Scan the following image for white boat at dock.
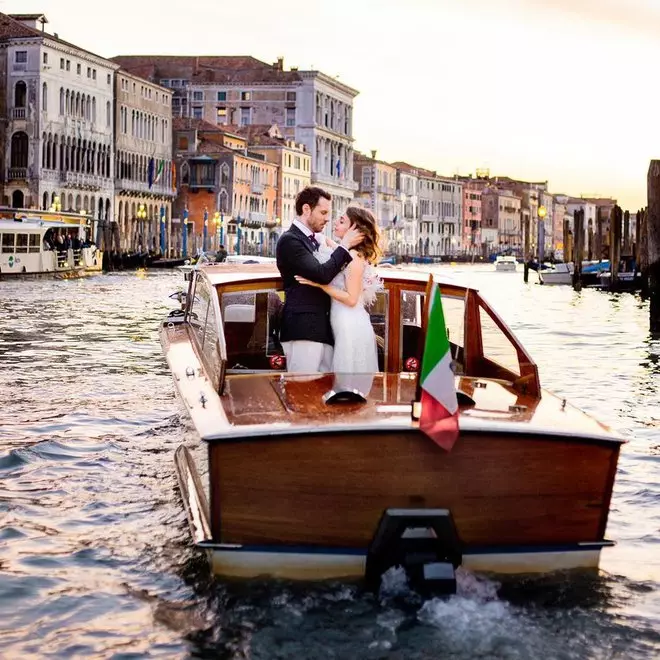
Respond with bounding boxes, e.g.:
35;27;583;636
0;208;102;280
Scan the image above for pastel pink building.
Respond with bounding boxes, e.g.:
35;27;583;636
461;180;482;254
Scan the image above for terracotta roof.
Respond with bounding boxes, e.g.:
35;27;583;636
0;12;119;68
390;161;438;179
110;55;302;84
223;124;287;147
172;117;224;133
0;11;41;38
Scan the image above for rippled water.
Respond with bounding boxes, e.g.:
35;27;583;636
0;266;658;659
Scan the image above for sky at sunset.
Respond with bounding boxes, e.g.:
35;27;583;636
4;0;660;210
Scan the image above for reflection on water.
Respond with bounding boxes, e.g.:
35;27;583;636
0;266;659;658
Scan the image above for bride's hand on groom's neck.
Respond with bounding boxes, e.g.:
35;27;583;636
340;223;364;250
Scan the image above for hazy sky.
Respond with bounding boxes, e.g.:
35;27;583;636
4;0;660;210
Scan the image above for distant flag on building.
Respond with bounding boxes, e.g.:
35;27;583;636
417;280;459;451
392;215;398;226
336;158;341;177
153;160;164;185
171;162;177;191
147;157;155;189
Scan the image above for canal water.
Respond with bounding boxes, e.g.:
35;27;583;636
0;265;658;658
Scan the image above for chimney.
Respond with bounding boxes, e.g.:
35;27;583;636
370;150;377;160
193;56;200;75
274;56;284;71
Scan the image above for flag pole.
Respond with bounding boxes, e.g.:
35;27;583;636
412;274;435;418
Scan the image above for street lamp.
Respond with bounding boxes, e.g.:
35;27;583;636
537;205;547;262
214;210;222;249
136;203;147;252
50;195;62;213
203;207;209;252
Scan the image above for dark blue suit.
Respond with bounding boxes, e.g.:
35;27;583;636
276;224;352;346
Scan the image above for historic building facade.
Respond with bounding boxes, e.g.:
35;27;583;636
112;56;359;222
173;119;279;255
114;69;174;253
236;124;311;232
1;13;117;230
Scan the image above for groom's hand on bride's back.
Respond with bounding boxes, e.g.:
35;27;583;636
340;223;363;251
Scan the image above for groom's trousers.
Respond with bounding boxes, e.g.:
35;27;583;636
282;340;333;373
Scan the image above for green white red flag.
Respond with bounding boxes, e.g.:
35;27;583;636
418;281;459;451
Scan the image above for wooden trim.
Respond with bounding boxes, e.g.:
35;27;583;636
209;443;223;540
464;289;483;376
414;275;434;401
598;444;621;538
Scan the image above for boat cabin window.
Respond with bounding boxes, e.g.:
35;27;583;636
221;287;389;372
2;234;14;253
28;234;40;253
188;276;223;390
479;305;521;377
370;290;388;372
400;290;424;372
441;293;466;375
222;289;284;371
15;233;28;254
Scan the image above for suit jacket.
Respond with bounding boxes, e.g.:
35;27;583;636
276;224;352;345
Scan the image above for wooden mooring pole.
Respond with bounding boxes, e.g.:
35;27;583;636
647;161;660;332
523;212;530;283
609;205;622;288
572;209;584;291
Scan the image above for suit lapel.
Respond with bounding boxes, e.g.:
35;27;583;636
288;224;315;256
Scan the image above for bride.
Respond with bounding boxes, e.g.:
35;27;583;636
295;206;383;374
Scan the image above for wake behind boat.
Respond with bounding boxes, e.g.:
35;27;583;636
160;263;623;590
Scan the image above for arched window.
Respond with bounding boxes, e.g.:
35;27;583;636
14;81;27;107
92;97;96;123
10;132;29;168
59;87;64;115
42;82;48;111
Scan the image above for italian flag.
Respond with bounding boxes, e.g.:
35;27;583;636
418;282;460;451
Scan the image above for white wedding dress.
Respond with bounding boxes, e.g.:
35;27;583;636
315;241;382;375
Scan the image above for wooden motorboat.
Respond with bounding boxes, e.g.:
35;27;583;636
160;263;623;588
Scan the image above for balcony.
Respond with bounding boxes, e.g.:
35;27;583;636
11;108;26;120
116;178;176;197
8;167;27;180
60;171;110;191
378;185;396;196
247;212;267;226
251;181;264;194
312;170;359;192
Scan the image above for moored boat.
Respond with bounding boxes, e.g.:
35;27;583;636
0;208;102;279
494;255;518;272
160;263;623;588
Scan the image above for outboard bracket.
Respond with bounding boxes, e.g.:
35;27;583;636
365;508;462;595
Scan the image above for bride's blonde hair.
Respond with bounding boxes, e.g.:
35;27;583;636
345;206;383;265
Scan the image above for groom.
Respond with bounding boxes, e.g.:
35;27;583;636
276;186;362;372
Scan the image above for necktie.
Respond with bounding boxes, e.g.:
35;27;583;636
308;234;320;250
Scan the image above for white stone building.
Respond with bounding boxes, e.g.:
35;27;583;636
114;70;174;253
295;70;358;218
393;164;419;255
1;13;117;229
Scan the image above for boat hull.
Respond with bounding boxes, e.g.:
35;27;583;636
203;543;607;579
178;426;620;579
